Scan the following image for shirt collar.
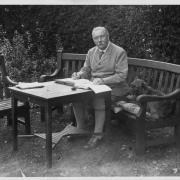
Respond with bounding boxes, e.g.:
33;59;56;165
97;41;110;53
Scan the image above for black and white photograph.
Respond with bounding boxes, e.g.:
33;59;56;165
0;0;180;178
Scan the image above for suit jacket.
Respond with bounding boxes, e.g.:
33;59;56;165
79;42;130;97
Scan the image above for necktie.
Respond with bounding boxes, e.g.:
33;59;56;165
99;51;104;59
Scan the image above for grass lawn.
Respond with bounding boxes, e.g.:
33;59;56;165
0;107;180;177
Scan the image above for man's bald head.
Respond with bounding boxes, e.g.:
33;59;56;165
92;27;109;38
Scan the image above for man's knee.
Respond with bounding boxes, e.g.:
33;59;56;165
72;102;83;111
72;102;88;111
72;102;82;108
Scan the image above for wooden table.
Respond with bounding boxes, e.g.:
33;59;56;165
9;81;111;168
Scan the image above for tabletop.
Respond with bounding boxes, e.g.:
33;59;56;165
9;81;92;100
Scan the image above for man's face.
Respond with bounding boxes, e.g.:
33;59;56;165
92;29;109;50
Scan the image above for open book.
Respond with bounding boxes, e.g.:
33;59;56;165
55;78;112;94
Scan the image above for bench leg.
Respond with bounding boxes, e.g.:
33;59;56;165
7;113;12;126
135;118;146;155
24;103;31;134
40;106;45;122
175;123;180;149
70;104;76;126
175;101;180;149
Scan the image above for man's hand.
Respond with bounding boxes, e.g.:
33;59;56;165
92;78;104;85
72;72;81;80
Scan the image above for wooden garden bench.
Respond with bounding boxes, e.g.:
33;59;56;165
0;55;31;134
39;49;180;155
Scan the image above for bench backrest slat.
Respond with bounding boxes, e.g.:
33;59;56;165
141;68;147;80
163;72;170;92
147;68;152;85
157;71;164;91
78;61;83;71
176;76;180;89
72;61;76;74
127;66;135;84
135;67;141;79
152;70;158;88
64;61;70;78
169;73;176;93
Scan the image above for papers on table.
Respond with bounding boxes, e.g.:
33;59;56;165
55;78;112;94
88;84;112;94
16;82;44;89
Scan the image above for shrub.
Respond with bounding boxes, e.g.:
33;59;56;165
0;25;57;82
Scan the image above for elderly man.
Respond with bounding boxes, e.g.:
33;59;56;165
72;26;129;149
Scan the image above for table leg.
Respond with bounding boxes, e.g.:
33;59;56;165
40;106;45;122
12;95;18;151
45;103;52;168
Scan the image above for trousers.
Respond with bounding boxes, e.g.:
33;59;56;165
72;96;105;133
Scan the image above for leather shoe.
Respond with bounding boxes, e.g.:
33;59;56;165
84;134;103;149
66;135;75;141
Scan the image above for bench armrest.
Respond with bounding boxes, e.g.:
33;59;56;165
5;76;18;86
136;88;180;103
39;68;61;82
135;88;180;118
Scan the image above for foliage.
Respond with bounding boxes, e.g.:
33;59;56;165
0;5;179;81
0;25;56;82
